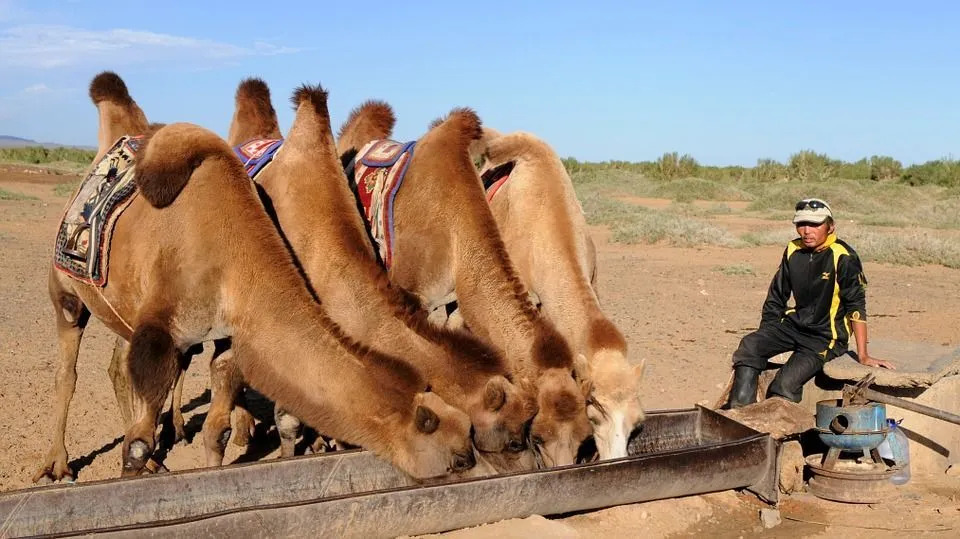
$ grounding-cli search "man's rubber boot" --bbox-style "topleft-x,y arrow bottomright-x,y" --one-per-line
726,365 -> 761,409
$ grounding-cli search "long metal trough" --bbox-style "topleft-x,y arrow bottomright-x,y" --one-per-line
0,407 -> 778,538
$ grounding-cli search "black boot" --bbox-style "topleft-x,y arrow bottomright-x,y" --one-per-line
726,365 -> 761,409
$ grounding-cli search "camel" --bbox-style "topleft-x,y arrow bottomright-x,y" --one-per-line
338,106 -> 593,467
215,79 -> 536,468
35,74 -> 477,482
474,130 -> 647,460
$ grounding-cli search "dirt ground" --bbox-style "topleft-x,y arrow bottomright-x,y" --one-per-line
1,165 -> 958,537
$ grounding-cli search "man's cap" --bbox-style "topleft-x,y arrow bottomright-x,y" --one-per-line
793,198 -> 833,225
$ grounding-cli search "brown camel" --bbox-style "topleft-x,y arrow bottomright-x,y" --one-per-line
338,106 -> 593,467
475,130 -> 646,460
217,79 -> 535,467
36,76 -> 477,482
35,72 -> 181,482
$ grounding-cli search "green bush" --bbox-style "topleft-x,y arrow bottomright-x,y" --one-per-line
655,152 -> 700,180
788,150 -> 836,182
752,158 -> 789,182
901,158 -> 960,187
0,146 -> 96,165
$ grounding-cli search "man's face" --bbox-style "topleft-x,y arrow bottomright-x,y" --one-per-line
796,221 -> 832,249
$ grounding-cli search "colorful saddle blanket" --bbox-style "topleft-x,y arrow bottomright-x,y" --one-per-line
234,138 -> 283,178
53,135 -> 143,286
348,139 -> 417,268
480,161 -> 515,202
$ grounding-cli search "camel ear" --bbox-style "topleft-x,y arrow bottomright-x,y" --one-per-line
484,378 -> 507,412
415,405 -> 440,434
573,353 -> 591,381
580,378 -> 594,400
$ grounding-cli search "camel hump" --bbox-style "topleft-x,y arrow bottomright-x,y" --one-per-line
338,100 -> 396,140
236,77 -> 272,104
467,127 -> 503,163
482,131 -> 554,166
136,123 -> 234,208
89,71 -> 134,106
290,83 -> 330,118
427,107 -> 483,148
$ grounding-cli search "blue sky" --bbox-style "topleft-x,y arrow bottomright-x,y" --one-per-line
0,0 -> 957,165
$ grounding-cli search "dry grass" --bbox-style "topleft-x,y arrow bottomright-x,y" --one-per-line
715,263 -> 756,276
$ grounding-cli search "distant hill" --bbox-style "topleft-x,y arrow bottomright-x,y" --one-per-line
0,135 -> 95,150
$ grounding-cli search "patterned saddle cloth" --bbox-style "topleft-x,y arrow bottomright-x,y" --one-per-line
346,139 -> 417,268
53,136 -> 143,286
234,138 -> 283,178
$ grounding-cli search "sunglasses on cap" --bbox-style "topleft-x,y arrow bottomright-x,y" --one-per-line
795,199 -> 828,211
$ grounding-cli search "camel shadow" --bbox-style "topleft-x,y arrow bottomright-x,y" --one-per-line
67,434 -> 124,479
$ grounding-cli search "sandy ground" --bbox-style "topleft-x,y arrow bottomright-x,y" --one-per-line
1,165 -> 958,536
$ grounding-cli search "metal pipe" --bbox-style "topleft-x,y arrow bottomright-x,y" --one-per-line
857,386 -> 960,426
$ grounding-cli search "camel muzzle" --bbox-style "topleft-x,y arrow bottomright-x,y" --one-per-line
452,450 -> 476,472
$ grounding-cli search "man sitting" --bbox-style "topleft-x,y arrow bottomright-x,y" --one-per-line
726,198 -> 895,409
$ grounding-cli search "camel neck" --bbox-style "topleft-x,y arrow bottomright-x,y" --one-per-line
217,191 -> 413,455
252,128 -> 484,406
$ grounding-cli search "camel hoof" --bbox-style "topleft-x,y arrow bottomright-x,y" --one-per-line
32,462 -> 74,484
218,428 -> 233,449
123,440 -> 151,475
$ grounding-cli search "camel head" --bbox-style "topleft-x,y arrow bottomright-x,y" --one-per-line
526,368 -> 593,467
466,374 -> 538,455
391,390 -> 477,481
577,352 -> 646,460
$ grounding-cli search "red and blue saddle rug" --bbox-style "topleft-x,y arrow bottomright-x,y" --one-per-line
53,135 -> 143,286
348,139 -> 417,268
233,138 -> 283,178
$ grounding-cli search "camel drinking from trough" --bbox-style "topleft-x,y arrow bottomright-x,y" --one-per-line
209,79 -> 536,467
338,105 -> 593,467
35,74 -> 477,482
475,130 -> 647,460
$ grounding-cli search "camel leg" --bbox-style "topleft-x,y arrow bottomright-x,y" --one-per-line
275,407 -> 302,458
121,321 -> 180,477
165,343 -> 200,445
107,336 -> 132,429
33,290 -> 90,483
231,388 -> 256,447
202,344 -> 242,467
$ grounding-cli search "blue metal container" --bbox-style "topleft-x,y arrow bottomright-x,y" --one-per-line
815,399 -> 888,451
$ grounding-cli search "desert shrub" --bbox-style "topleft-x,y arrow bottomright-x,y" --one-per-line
901,158 -> 960,187
655,152 -> 700,180
752,158 -> 789,182
788,150 -> 836,182
868,155 -> 902,181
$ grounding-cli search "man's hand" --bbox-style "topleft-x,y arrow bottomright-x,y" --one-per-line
859,355 -> 896,370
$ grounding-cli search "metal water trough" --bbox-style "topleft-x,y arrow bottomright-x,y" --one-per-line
0,407 -> 779,538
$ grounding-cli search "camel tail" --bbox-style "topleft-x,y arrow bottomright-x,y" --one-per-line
89,71 -> 134,106
136,123 -> 235,208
